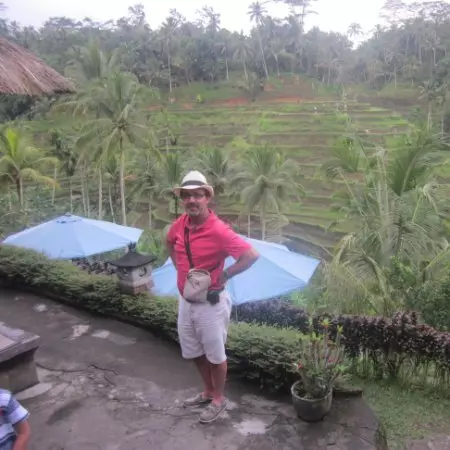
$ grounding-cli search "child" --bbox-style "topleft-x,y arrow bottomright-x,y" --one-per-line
0,389 -> 30,450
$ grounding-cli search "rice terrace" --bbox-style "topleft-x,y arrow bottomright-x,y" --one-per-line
2,0 -> 450,449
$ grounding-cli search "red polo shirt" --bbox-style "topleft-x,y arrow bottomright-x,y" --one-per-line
167,211 -> 252,294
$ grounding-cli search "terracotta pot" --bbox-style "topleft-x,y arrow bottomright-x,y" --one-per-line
291,380 -> 333,422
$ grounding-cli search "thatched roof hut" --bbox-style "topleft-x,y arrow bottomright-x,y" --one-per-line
0,37 -> 74,95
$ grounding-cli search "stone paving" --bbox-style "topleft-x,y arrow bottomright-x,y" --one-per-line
0,290 -> 384,450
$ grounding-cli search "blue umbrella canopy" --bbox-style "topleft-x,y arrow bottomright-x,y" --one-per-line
151,236 -> 320,305
3,214 -> 143,259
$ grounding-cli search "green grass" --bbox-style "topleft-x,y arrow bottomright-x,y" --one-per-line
357,378 -> 450,449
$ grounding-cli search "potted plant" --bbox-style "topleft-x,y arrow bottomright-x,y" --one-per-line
291,318 -> 346,422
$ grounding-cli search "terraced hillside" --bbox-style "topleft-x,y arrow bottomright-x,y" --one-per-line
148,77 -> 412,257
19,75 -> 413,258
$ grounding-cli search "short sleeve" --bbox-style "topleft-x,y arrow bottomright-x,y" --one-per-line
5,395 -> 29,425
166,216 -> 184,245
220,224 -> 252,259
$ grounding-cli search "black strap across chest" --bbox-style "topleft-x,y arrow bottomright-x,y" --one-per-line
184,227 -> 220,272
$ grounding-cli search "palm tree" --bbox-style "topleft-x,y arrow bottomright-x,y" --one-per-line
129,148 -> 158,228
58,71 -> 158,225
191,147 -> 233,211
160,15 -> 180,93
322,127 -> 450,315
347,22 -> 363,39
233,145 -> 303,240
0,128 -> 58,207
233,31 -> 253,81
65,40 -> 120,85
65,42 -> 121,218
248,2 -> 269,79
155,150 -> 184,218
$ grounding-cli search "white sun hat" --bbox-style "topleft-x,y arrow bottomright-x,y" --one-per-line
173,170 -> 214,197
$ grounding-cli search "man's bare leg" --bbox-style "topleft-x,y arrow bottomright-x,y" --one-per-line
194,355 -> 214,398
210,360 -> 227,405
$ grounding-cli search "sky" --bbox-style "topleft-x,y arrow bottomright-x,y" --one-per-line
5,0 -> 386,37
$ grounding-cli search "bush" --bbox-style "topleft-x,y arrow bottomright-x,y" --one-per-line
237,300 -> 450,387
0,245 -> 300,393
2,245 -> 450,392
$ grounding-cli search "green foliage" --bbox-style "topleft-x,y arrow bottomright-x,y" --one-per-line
0,245 -> 301,392
295,319 -> 346,398
236,299 -> 450,391
321,127 -> 450,316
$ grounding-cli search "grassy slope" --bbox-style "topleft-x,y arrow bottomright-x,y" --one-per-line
148,74 -> 413,257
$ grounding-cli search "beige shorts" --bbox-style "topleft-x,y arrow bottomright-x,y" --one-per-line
177,290 -> 232,364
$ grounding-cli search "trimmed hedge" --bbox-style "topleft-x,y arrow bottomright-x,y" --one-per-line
0,245 -> 300,393
2,245 -> 450,390
237,300 -> 450,385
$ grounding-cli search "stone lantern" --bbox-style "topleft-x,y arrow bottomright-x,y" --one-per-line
108,244 -> 156,295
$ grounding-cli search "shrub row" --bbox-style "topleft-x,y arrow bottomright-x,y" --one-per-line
2,245 -> 450,390
236,299 -> 450,385
0,245 -> 300,393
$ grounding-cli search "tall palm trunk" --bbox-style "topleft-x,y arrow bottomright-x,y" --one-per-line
16,176 -> 23,208
98,170 -> 103,219
81,175 -> 87,215
225,58 -> 229,80
257,27 -> 269,79
148,202 -> 153,228
243,59 -> 249,81
7,186 -> 12,211
260,209 -> 266,240
69,178 -> 73,213
167,43 -> 172,93
51,166 -> 57,205
247,213 -> 251,237
119,138 -> 127,225
172,193 -> 179,218
108,184 -> 115,222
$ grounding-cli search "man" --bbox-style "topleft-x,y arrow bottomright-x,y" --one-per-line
166,170 -> 259,424
0,389 -> 31,450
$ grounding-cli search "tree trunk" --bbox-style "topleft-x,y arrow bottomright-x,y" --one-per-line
81,175 -> 87,215
275,55 -> 280,77
51,166 -> 57,205
225,58 -> 229,80
16,177 -> 23,208
260,209 -> 266,241
84,162 -> 91,217
247,213 -> 251,238
85,175 -> 91,217
108,184 -> 115,223
257,28 -> 269,79
7,186 -> 11,211
172,193 -> 179,218
148,202 -> 152,228
427,103 -> 432,130
98,170 -> 103,219
168,45 -> 172,93
119,139 -> 127,225
69,178 -> 73,213
243,60 -> 248,81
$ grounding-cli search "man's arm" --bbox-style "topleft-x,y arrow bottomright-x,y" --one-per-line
222,247 -> 259,282
165,224 -> 177,269
4,394 -> 30,450
166,239 -> 177,269
13,419 -> 31,450
219,225 -> 260,283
